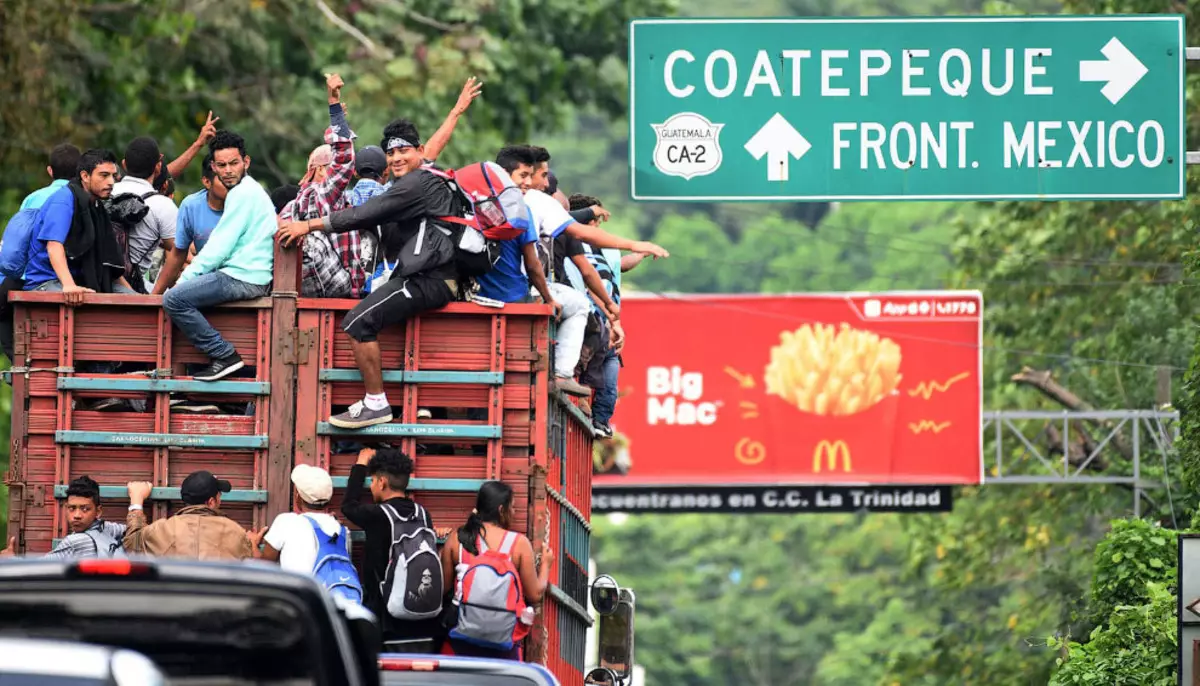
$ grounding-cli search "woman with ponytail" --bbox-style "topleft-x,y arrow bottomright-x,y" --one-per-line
439,480 -> 555,660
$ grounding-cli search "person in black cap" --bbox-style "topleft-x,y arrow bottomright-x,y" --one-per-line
345,145 -> 389,207
123,470 -> 257,560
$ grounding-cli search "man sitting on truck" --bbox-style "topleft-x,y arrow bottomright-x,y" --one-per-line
507,144 -> 668,397
151,152 -> 227,295
275,119 -> 464,430
22,148 -> 137,299
123,470 -> 256,560
0,475 -> 127,559
162,131 -> 277,382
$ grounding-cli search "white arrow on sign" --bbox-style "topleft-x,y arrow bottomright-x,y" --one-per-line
1079,37 -> 1148,105
744,113 -> 811,182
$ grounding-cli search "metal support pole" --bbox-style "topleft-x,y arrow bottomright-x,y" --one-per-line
1186,47 -> 1200,165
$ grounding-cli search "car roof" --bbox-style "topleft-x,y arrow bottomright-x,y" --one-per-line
378,653 -> 559,683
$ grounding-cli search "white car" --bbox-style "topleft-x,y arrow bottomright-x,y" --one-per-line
0,637 -> 166,685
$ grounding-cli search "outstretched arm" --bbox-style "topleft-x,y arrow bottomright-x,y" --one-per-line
168,111 -> 219,179
423,77 -> 482,162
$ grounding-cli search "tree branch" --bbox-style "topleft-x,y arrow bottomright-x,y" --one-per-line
1011,366 -> 1134,460
312,0 -> 393,59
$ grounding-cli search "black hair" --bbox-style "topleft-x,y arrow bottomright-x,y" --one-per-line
495,145 -> 537,175
209,130 -> 247,157
569,193 -> 601,212
65,475 -> 101,507
124,136 -> 161,179
380,119 -> 422,149
201,151 -> 217,183
458,481 -> 515,555
270,184 -> 300,215
49,144 -> 82,180
528,145 -> 551,165
77,149 -> 118,176
152,163 -> 172,194
367,447 -> 414,493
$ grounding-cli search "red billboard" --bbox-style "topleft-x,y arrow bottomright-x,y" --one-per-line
593,291 -> 983,494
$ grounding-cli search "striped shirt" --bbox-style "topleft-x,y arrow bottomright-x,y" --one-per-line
43,520 -> 127,559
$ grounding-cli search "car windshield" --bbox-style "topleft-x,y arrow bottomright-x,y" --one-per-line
0,586 -> 329,686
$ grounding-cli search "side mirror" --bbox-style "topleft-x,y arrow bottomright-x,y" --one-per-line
597,589 -> 636,682
590,574 -> 621,616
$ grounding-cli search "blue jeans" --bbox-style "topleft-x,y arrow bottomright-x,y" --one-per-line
592,348 -> 620,425
163,271 -> 270,359
34,279 -> 137,295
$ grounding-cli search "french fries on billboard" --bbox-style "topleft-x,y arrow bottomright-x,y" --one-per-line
763,323 -> 902,416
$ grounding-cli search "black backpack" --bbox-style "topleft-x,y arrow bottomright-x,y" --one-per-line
105,190 -> 156,294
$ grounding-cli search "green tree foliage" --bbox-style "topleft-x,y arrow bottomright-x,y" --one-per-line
1048,519 -> 1178,686
1048,582 -> 1176,686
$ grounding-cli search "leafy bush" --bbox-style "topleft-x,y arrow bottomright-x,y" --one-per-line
1088,518 -> 1176,624
1049,582 -> 1176,686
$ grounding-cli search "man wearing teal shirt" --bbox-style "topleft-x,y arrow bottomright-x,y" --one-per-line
162,131 -> 275,382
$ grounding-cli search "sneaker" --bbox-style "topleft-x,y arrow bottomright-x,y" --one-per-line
592,421 -> 614,439
193,353 -> 244,382
555,377 -> 592,397
417,408 -> 433,420
329,401 -> 393,430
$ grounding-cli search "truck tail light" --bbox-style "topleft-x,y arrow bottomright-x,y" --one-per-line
72,559 -> 155,577
378,658 -> 440,671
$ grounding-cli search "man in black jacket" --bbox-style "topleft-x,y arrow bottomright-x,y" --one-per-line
276,119 -> 461,429
341,446 -> 441,650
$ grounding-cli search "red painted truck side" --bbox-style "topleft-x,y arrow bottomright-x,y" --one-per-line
3,245 -> 594,682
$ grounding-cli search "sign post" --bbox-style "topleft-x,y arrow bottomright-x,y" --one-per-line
629,16 -> 1185,202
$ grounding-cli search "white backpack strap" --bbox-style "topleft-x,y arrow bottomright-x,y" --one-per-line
499,530 -> 519,555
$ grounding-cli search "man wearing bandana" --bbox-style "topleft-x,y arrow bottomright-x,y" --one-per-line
276,119 -> 465,429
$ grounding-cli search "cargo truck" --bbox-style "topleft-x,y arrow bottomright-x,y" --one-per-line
2,244 -> 597,684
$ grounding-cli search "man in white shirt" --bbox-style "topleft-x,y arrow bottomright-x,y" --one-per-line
497,145 -> 669,396
260,464 -> 351,575
110,136 -> 178,293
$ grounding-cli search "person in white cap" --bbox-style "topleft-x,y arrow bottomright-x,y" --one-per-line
259,464 -> 352,575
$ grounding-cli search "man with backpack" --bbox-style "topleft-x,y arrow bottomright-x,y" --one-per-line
257,464 -> 364,607
107,136 -> 179,294
276,119 -> 469,430
21,148 -> 136,299
0,144 -> 83,363
0,475 -> 126,559
341,447 -> 443,651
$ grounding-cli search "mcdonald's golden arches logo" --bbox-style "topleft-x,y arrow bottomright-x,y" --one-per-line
812,440 -> 852,473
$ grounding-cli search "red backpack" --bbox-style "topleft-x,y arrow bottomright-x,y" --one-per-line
449,530 -> 530,651
426,162 -> 531,241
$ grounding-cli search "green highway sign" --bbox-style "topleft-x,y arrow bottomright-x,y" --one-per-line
628,16 -> 1185,202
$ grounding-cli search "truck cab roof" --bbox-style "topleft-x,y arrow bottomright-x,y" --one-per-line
0,556 -> 372,686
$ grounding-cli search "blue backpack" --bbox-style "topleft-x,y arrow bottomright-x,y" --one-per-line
0,207 -> 40,280
303,515 -> 364,606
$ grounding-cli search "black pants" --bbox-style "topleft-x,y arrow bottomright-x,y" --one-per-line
0,275 -> 24,366
343,274 -> 454,343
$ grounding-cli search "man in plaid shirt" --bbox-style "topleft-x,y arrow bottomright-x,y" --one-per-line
281,74 -> 370,298
0,476 -> 126,559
